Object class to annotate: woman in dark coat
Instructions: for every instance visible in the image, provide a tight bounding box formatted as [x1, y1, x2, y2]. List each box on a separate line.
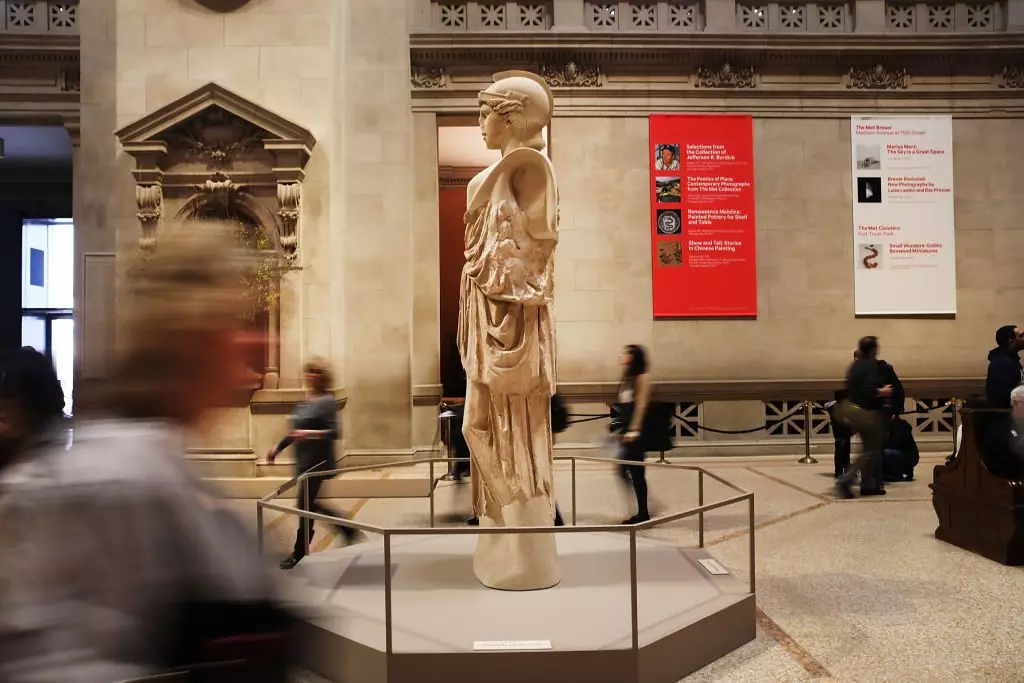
[267, 359, 354, 569]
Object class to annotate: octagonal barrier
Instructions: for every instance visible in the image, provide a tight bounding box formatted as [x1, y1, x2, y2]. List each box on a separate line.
[257, 456, 756, 683]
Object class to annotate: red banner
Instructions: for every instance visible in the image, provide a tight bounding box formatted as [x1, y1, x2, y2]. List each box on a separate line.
[649, 115, 757, 318]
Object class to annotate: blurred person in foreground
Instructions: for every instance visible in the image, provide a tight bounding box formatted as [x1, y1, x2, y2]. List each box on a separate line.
[0, 346, 65, 472]
[0, 223, 290, 683]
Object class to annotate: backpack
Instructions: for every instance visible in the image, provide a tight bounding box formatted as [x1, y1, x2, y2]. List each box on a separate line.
[878, 361, 905, 415]
[551, 394, 568, 433]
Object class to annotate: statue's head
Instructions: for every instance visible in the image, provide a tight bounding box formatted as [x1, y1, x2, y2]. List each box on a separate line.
[478, 70, 553, 153]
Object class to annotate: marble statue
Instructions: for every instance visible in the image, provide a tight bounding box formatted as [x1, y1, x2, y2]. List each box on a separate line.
[458, 70, 561, 591]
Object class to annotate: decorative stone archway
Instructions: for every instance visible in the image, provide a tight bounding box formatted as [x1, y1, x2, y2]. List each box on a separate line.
[114, 83, 316, 389]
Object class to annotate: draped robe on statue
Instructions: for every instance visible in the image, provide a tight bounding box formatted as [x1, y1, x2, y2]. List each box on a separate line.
[458, 146, 560, 590]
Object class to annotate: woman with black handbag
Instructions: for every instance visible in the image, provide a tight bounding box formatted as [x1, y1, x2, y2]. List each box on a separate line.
[613, 345, 652, 524]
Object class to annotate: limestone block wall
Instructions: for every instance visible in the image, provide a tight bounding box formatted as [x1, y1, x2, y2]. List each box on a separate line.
[550, 116, 1024, 384]
[335, 0, 416, 453]
[79, 0, 422, 456]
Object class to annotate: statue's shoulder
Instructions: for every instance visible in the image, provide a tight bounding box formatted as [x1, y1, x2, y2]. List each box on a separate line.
[502, 147, 553, 176]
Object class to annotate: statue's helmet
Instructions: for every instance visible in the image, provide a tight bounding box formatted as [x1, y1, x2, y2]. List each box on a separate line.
[478, 70, 554, 151]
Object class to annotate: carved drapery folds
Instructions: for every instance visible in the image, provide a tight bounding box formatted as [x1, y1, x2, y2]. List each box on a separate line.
[999, 66, 1024, 89]
[541, 61, 603, 88]
[847, 65, 909, 90]
[136, 184, 162, 251]
[277, 182, 300, 261]
[695, 63, 756, 89]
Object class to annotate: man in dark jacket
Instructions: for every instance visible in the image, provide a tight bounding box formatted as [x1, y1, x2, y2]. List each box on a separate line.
[985, 325, 1024, 408]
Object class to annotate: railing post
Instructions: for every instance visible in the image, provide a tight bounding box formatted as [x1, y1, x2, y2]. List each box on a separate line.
[951, 397, 960, 453]
[571, 457, 578, 526]
[384, 531, 393, 656]
[629, 529, 639, 653]
[303, 475, 312, 555]
[429, 458, 435, 528]
[256, 501, 265, 557]
[797, 400, 818, 464]
[748, 494, 756, 594]
[698, 469, 705, 548]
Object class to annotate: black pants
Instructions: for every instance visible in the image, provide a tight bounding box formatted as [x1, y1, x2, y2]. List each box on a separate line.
[834, 438, 851, 478]
[618, 438, 649, 516]
[293, 475, 344, 555]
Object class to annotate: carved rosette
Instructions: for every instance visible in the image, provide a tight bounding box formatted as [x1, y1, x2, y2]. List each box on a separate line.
[695, 64, 756, 89]
[998, 66, 1024, 89]
[847, 65, 909, 90]
[277, 182, 301, 262]
[540, 61, 603, 88]
[136, 184, 162, 251]
[411, 67, 448, 89]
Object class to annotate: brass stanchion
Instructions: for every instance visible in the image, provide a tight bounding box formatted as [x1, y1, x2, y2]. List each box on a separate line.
[797, 399, 818, 464]
[438, 401, 458, 482]
[950, 397, 960, 453]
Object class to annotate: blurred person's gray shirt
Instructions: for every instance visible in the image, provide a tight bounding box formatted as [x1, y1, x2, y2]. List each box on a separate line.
[0, 419, 272, 682]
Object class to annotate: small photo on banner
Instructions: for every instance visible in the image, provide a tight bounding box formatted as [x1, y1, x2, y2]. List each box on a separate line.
[649, 114, 757, 318]
[654, 143, 680, 171]
[657, 240, 683, 268]
[656, 209, 682, 235]
[858, 244, 883, 270]
[655, 177, 682, 203]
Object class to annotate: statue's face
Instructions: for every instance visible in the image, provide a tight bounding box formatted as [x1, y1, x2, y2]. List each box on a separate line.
[479, 104, 510, 150]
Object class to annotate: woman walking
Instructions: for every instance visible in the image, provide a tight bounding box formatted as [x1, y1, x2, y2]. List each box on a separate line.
[615, 345, 652, 524]
[268, 359, 355, 570]
[835, 336, 893, 499]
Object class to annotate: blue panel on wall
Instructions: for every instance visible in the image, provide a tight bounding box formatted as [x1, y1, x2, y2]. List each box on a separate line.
[29, 248, 44, 287]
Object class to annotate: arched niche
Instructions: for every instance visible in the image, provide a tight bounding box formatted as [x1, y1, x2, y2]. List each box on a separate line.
[115, 83, 317, 389]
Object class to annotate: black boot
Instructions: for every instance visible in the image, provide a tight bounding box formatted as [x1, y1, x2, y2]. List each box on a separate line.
[279, 552, 304, 570]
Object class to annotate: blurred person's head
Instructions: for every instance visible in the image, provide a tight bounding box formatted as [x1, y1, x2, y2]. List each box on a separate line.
[1011, 386, 1024, 420]
[995, 325, 1023, 353]
[621, 344, 648, 379]
[0, 346, 64, 449]
[857, 336, 879, 360]
[103, 222, 260, 425]
[302, 358, 333, 396]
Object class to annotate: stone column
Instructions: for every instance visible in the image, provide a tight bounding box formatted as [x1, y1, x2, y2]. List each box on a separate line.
[552, 0, 586, 30]
[705, 0, 738, 32]
[75, 0, 118, 383]
[1008, 0, 1024, 31]
[337, 0, 415, 454]
[275, 180, 302, 386]
[854, 0, 887, 32]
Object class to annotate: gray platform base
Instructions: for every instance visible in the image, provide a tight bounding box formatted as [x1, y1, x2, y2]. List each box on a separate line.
[282, 533, 755, 683]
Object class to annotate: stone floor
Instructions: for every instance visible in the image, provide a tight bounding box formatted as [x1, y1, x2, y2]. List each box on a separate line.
[233, 452, 1024, 683]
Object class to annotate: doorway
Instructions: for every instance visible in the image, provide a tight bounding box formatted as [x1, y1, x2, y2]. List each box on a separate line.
[21, 218, 74, 414]
[435, 120, 550, 397]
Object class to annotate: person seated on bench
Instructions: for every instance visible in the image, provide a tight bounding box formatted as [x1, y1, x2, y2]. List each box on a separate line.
[882, 414, 919, 482]
[981, 386, 1024, 480]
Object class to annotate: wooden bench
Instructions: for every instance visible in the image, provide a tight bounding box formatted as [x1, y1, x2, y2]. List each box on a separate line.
[931, 407, 1024, 565]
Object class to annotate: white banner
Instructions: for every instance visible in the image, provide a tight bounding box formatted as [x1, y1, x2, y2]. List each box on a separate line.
[851, 116, 956, 315]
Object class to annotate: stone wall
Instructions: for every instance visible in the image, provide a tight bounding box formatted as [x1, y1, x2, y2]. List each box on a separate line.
[78, 0, 420, 455]
[550, 115, 1024, 384]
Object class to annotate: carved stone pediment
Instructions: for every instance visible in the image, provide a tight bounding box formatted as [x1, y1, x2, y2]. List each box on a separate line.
[541, 61, 603, 88]
[847, 65, 909, 90]
[695, 63, 756, 89]
[999, 66, 1024, 89]
[114, 82, 316, 260]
